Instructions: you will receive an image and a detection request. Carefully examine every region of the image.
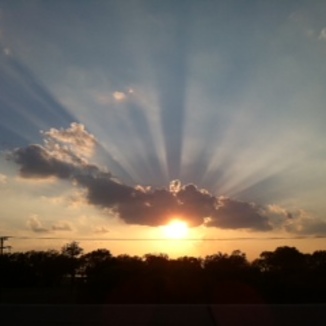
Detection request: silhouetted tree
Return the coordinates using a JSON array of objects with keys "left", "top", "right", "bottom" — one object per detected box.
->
[
  {"left": 309, "top": 250, "right": 326, "bottom": 273},
  {"left": 2, "top": 245, "right": 326, "bottom": 304},
  {"left": 204, "top": 250, "right": 249, "bottom": 279},
  {"left": 61, "top": 242, "right": 84, "bottom": 286},
  {"left": 167, "top": 256, "right": 204, "bottom": 303},
  {"left": 253, "top": 246, "right": 306, "bottom": 275},
  {"left": 81, "top": 248, "right": 112, "bottom": 274},
  {"left": 252, "top": 246, "right": 310, "bottom": 303},
  {"left": 61, "top": 241, "right": 84, "bottom": 258},
  {"left": 25, "top": 250, "right": 67, "bottom": 286}
]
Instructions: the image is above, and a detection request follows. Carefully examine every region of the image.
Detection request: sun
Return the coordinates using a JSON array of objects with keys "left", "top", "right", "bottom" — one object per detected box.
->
[{"left": 163, "top": 219, "right": 189, "bottom": 239}]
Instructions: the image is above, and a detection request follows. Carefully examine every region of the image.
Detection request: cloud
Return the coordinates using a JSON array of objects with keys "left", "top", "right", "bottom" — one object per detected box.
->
[
  {"left": 318, "top": 27, "right": 326, "bottom": 41},
  {"left": 113, "top": 91, "right": 126, "bottom": 101},
  {"left": 10, "top": 123, "right": 319, "bottom": 233},
  {"left": 93, "top": 89, "right": 133, "bottom": 105},
  {"left": 27, "top": 215, "right": 49, "bottom": 233},
  {"left": 0, "top": 173, "right": 7, "bottom": 184},
  {"left": 3, "top": 47, "right": 11, "bottom": 56},
  {"left": 12, "top": 144, "right": 76, "bottom": 179},
  {"left": 9, "top": 123, "right": 101, "bottom": 180},
  {"left": 284, "top": 210, "right": 326, "bottom": 236},
  {"left": 74, "top": 176, "right": 214, "bottom": 227},
  {"left": 264, "top": 204, "right": 293, "bottom": 229},
  {"left": 77, "top": 178, "right": 288, "bottom": 231},
  {"left": 27, "top": 215, "right": 72, "bottom": 233},
  {"left": 51, "top": 221, "right": 72, "bottom": 231},
  {"left": 267, "top": 204, "right": 293, "bottom": 218},
  {"left": 43, "top": 122, "right": 97, "bottom": 158},
  {"left": 93, "top": 226, "right": 110, "bottom": 234},
  {"left": 206, "top": 197, "right": 272, "bottom": 231}
]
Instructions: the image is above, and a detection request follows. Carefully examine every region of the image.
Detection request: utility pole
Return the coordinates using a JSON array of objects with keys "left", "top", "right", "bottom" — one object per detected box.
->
[{"left": 0, "top": 236, "right": 11, "bottom": 255}]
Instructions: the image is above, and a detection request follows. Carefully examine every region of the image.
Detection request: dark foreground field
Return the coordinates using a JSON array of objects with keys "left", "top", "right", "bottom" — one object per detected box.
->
[{"left": 1, "top": 304, "right": 326, "bottom": 326}]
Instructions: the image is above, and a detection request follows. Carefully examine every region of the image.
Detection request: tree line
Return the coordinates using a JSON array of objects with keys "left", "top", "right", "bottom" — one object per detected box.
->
[{"left": 1, "top": 243, "right": 326, "bottom": 304}]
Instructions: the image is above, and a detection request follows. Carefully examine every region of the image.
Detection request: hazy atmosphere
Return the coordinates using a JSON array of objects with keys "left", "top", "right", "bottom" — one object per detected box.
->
[{"left": 1, "top": 0, "right": 326, "bottom": 259}]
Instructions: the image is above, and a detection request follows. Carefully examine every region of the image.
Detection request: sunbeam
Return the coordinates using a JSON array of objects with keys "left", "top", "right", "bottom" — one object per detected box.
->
[
  {"left": 1, "top": 0, "right": 326, "bottom": 259},
  {"left": 0, "top": 48, "right": 75, "bottom": 146}
]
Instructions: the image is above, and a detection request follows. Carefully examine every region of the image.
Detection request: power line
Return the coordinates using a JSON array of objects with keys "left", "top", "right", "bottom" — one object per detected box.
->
[{"left": 9, "top": 236, "right": 326, "bottom": 241}]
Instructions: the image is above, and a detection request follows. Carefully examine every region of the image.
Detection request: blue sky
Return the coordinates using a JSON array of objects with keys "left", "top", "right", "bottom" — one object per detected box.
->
[{"left": 1, "top": 0, "right": 326, "bottom": 258}]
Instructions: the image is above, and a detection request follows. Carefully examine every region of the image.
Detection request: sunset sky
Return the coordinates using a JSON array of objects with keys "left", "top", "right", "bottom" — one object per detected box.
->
[{"left": 1, "top": 0, "right": 326, "bottom": 259}]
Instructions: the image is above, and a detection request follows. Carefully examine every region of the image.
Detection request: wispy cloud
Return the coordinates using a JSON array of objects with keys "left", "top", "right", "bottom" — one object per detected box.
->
[{"left": 0, "top": 173, "right": 7, "bottom": 184}]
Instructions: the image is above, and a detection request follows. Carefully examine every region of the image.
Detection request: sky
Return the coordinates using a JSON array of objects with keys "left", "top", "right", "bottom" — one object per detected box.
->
[{"left": 1, "top": 0, "right": 326, "bottom": 259}]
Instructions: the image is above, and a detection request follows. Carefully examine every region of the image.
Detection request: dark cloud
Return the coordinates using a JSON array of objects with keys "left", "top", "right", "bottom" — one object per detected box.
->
[
  {"left": 9, "top": 123, "right": 104, "bottom": 180},
  {"left": 119, "top": 188, "right": 178, "bottom": 226},
  {"left": 11, "top": 124, "right": 292, "bottom": 231},
  {"left": 175, "top": 184, "right": 216, "bottom": 227},
  {"left": 74, "top": 176, "right": 282, "bottom": 230},
  {"left": 76, "top": 172, "right": 132, "bottom": 207},
  {"left": 207, "top": 197, "right": 272, "bottom": 231},
  {"left": 12, "top": 144, "right": 74, "bottom": 179},
  {"left": 77, "top": 179, "right": 214, "bottom": 227}
]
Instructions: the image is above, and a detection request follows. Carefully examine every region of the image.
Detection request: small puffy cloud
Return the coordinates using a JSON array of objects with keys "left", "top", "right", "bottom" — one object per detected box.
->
[
  {"left": 51, "top": 221, "right": 72, "bottom": 231},
  {"left": 0, "top": 173, "right": 7, "bottom": 184},
  {"left": 93, "top": 226, "right": 110, "bottom": 234},
  {"left": 3, "top": 47, "right": 11, "bottom": 56},
  {"left": 318, "top": 27, "right": 326, "bottom": 41},
  {"left": 93, "top": 89, "right": 134, "bottom": 105},
  {"left": 113, "top": 91, "right": 126, "bottom": 101},
  {"left": 27, "top": 215, "right": 49, "bottom": 233}
]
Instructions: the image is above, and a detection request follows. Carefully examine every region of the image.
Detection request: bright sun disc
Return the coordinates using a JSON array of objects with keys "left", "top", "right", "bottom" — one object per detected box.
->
[{"left": 163, "top": 219, "right": 189, "bottom": 239}]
